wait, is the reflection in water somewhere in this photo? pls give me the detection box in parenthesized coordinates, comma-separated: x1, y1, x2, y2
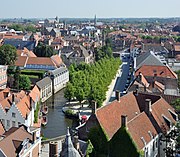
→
(41, 89, 77, 138)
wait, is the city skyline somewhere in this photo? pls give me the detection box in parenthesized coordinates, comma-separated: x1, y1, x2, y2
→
(0, 0, 180, 19)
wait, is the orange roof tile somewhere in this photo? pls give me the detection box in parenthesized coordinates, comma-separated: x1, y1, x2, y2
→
(0, 121, 5, 135)
(151, 98, 177, 133)
(127, 112, 158, 150)
(51, 55, 63, 67)
(27, 57, 56, 66)
(96, 92, 141, 140)
(174, 45, 180, 52)
(0, 126, 32, 157)
(15, 56, 28, 67)
(135, 65, 177, 79)
(16, 96, 31, 118)
(29, 85, 40, 102)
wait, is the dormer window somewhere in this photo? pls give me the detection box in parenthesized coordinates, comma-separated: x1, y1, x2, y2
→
(168, 109, 178, 121)
(162, 115, 172, 128)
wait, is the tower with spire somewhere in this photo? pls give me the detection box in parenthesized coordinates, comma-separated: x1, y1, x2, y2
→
(94, 14, 97, 26)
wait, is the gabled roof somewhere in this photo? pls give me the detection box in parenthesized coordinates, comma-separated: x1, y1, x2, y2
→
(29, 85, 40, 103)
(135, 65, 177, 79)
(0, 126, 32, 157)
(16, 95, 31, 118)
(151, 98, 177, 133)
(36, 77, 52, 89)
(127, 112, 158, 150)
(96, 92, 141, 140)
(136, 52, 165, 70)
(27, 57, 56, 66)
(15, 56, 28, 67)
(51, 55, 63, 67)
(0, 121, 5, 135)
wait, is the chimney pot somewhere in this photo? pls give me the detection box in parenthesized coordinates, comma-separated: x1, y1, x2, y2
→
(145, 99, 152, 115)
(121, 115, 127, 127)
(91, 100, 97, 114)
(49, 141, 58, 157)
(115, 90, 120, 102)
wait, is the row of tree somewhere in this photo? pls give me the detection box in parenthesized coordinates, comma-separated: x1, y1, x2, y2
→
(9, 24, 38, 33)
(64, 58, 121, 108)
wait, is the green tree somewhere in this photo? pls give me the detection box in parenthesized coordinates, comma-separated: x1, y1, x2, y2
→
(25, 25, 37, 33)
(13, 66, 20, 89)
(34, 42, 55, 57)
(0, 44, 17, 65)
(171, 98, 180, 115)
(9, 24, 25, 32)
(64, 82, 75, 104)
(19, 75, 31, 90)
(75, 87, 85, 107)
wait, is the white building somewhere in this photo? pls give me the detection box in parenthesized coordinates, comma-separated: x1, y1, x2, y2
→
(0, 65, 7, 89)
(49, 67, 69, 94)
(0, 86, 40, 131)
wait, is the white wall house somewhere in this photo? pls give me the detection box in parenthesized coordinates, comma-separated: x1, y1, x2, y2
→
(36, 77, 52, 102)
(0, 86, 40, 131)
(0, 65, 7, 89)
(49, 67, 69, 94)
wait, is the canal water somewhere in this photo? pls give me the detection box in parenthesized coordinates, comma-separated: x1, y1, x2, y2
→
(41, 89, 76, 139)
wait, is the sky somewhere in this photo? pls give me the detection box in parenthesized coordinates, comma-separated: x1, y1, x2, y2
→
(0, 0, 180, 18)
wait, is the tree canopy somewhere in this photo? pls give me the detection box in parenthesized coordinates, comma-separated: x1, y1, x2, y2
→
(0, 44, 17, 65)
(19, 75, 31, 90)
(65, 57, 121, 107)
(9, 24, 37, 33)
(34, 42, 56, 57)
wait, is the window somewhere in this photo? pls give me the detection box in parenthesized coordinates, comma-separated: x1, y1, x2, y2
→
(12, 112, 16, 118)
(12, 121, 16, 127)
(7, 120, 10, 127)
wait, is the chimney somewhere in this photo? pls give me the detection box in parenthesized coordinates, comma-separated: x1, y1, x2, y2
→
(91, 100, 97, 114)
(121, 115, 127, 127)
(115, 90, 120, 102)
(74, 136, 80, 150)
(49, 141, 58, 157)
(145, 99, 152, 115)
(32, 132, 36, 143)
(138, 72, 142, 82)
(12, 94, 15, 103)
(144, 85, 146, 92)
(133, 85, 139, 96)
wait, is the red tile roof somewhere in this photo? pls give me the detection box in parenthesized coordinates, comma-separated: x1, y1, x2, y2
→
(16, 95, 31, 118)
(151, 98, 177, 134)
(29, 85, 40, 103)
(135, 65, 177, 79)
(15, 56, 28, 67)
(127, 112, 158, 150)
(0, 126, 32, 157)
(51, 55, 63, 67)
(96, 92, 141, 140)
(0, 121, 5, 135)
(27, 57, 56, 66)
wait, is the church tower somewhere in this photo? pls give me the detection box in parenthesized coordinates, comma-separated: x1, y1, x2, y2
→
(94, 14, 97, 26)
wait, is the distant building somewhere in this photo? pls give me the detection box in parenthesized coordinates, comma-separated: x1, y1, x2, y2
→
(0, 65, 8, 89)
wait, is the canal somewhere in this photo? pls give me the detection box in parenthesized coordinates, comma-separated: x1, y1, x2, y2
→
(41, 89, 76, 139)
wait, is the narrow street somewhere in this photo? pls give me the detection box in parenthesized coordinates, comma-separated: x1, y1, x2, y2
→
(109, 53, 131, 102)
